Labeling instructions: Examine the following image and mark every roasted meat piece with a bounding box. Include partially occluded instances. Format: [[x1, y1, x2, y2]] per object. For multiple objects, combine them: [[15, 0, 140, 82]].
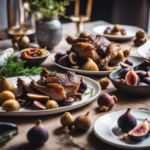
[[17, 78, 37, 93], [66, 35, 123, 69], [30, 71, 81, 102], [14, 87, 24, 98], [46, 71, 80, 97], [31, 80, 66, 102]]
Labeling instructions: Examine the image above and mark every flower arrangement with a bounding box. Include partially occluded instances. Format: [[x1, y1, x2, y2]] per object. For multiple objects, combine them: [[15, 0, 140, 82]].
[[23, 0, 73, 18]]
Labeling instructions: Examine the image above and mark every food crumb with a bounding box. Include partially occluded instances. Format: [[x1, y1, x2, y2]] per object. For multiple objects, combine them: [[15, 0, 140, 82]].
[[63, 126, 70, 135], [122, 133, 128, 140], [119, 79, 126, 85], [99, 105, 109, 112]]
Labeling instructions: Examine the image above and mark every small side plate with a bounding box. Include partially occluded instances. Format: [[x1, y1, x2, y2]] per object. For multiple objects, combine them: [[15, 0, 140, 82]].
[[93, 25, 141, 40], [94, 110, 150, 149]]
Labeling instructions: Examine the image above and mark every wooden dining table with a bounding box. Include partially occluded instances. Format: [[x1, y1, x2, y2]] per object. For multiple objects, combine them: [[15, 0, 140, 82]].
[[0, 20, 150, 150]]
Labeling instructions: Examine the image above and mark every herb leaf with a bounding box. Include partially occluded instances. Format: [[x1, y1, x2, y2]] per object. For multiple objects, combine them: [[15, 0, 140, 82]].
[[51, 71, 56, 75], [28, 75, 33, 80], [84, 88, 94, 96], [0, 53, 43, 78]]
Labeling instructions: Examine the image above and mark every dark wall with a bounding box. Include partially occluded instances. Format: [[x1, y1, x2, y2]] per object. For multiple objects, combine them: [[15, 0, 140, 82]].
[[60, 0, 149, 31], [0, 0, 149, 31]]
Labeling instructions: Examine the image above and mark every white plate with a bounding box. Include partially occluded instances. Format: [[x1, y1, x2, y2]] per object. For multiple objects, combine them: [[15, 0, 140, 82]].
[[93, 25, 141, 40], [52, 54, 146, 76], [94, 110, 150, 149], [0, 75, 100, 116], [137, 39, 150, 60]]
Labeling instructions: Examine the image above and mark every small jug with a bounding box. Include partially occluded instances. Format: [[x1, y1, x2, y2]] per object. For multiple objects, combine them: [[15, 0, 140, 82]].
[[0, 48, 14, 65]]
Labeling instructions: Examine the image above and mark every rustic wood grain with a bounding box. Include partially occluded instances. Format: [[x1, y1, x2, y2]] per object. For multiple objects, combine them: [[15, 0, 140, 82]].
[[0, 21, 149, 150]]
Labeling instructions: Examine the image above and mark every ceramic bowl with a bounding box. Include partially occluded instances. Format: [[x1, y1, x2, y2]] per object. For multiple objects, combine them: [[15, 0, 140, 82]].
[[109, 64, 150, 96], [17, 48, 49, 66]]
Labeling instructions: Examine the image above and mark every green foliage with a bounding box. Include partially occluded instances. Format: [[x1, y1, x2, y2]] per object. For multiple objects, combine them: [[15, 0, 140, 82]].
[[24, 0, 74, 18], [84, 88, 94, 96], [0, 53, 43, 78]]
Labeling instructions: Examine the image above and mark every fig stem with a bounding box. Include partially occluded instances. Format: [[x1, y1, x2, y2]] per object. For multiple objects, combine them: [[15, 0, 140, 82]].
[[129, 47, 132, 52], [112, 95, 118, 102], [36, 120, 42, 126], [126, 107, 131, 113], [85, 111, 90, 116], [130, 68, 134, 72], [99, 106, 109, 112], [80, 76, 83, 81]]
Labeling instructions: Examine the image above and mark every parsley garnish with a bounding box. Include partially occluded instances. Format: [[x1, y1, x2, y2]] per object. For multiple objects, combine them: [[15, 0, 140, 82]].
[[51, 71, 56, 75], [0, 53, 42, 78]]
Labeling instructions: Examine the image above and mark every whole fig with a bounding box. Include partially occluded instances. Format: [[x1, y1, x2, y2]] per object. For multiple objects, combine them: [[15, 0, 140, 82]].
[[74, 111, 91, 131], [97, 93, 117, 112], [78, 77, 87, 93], [27, 120, 49, 145], [60, 112, 74, 127], [118, 108, 137, 132]]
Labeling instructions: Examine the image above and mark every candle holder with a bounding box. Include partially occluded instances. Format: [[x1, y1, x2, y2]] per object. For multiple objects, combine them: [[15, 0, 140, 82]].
[[70, 0, 93, 36]]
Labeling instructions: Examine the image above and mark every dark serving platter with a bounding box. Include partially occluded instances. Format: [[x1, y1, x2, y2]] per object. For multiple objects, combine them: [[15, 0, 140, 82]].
[[109, 60, 150, 96]]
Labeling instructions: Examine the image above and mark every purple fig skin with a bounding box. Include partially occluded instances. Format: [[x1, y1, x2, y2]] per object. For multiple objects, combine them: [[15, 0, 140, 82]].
[[119, 67, 130, 79], [55, 52, 66, 62], [78, 77, 87, 93], [135, 70, 147, 81], [120, 62, 130, 69], [97, 93, 117, 111], [74, 111, 91, 131], [142, 77, 150, 85], [121, 29, 126, 35], [27, 120, 49, 145], [118, 108, 137, 132], [124, 59, 133, 66], [58, 55, 70, 67]]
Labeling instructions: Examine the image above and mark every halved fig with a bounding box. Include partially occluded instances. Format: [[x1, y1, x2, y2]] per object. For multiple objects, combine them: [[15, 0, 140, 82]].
[[125, 68, 140, 85], [61, 97, 74, 106], [119, 67, 131, 79], [33, 101, 46, 110], [69, 52, 78, 65], [135, 70, 147, 81], [120, 62, 130, 69], [124, 59, 133, 66], [27, 93, 49, 101], [128, 119, 149, 141]]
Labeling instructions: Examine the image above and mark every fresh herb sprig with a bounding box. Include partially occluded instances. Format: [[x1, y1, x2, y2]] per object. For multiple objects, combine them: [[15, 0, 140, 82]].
[[0, 53, 43, 78], [51, 71, 56, 75], [84, 88, 94, 96]]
